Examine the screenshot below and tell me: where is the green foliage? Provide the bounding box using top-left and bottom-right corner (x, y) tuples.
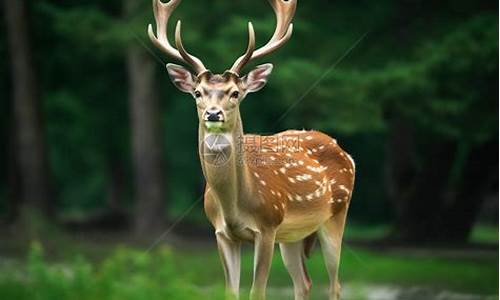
(281, 14), (498, 142)
(0, 242), (224, 300)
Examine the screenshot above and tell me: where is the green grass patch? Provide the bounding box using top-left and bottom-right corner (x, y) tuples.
(0, 240), (497, 300)
(173, 245), (498, 295)
(343, 223), (391, 240)
(470, 225), (499, 244)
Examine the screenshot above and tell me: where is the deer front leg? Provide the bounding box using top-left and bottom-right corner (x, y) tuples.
(216, 231), (241, 299)
(250, 230), (276, 300)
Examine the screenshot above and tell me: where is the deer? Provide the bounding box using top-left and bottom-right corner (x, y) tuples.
(148, 0), (355, 299)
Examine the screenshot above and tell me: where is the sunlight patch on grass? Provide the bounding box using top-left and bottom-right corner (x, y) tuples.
(470, 225), (498, 243)
(343, 223), (391, 240)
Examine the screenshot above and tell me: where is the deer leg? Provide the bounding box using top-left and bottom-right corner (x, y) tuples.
(279, 241), (312, 300)
(216, 231), (241, 299)
(250, 230), (276, 300)
(317, 206), (349, 300)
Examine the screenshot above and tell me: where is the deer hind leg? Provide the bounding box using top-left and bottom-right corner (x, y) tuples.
(318, 206), (349, 300)
(279, 241), (312, 300)
(216, 231), (241, 299)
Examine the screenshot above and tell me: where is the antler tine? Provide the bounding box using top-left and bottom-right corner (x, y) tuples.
(227, 23), (256, 77)
(229, 0), (297, 74)
(264, 0), (296, 47)
(147, 0), (208, 75)
(175, 21), (209, 76)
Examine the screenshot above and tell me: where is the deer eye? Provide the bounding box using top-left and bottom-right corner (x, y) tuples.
(194, 90), (202, 98)
(231, 91), (240, 98)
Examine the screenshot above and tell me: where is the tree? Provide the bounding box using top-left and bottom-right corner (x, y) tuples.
(124, 0), (166, 235)
(4, 0), (53, 225)
(275, 11), (497, 243)
(348, 15), (497, 243)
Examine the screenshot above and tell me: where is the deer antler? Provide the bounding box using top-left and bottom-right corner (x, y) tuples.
(227, 0), (297, 76)
(147, 0), (208, 76)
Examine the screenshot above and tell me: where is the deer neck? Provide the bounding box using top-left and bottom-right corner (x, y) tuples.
(198, 113), (252, 219)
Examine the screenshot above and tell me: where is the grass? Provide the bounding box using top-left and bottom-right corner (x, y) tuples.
(0, 224), (497, 300)
(470, 225), (499, 244)
(173, 244), (498, 295)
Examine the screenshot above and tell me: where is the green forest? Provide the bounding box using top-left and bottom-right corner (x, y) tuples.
(1, 0), (498, 299)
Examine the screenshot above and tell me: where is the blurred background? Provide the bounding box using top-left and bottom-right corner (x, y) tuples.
(1, 0), (498, 299)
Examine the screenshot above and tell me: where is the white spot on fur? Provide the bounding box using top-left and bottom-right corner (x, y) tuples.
(339, 185), (350, 193)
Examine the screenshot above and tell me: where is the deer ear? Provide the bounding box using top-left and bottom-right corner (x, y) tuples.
(242, 63), (273, 93)
(166, 63), (196, 93)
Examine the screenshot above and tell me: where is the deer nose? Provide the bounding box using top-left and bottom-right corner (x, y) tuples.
(205, 108), (224, 122)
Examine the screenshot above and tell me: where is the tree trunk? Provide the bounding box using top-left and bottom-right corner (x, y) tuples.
(437, 142), (498, 242)
(385, 114), (496, 244)
(399, 140), (456, 242)
(4, 0), (53, 222)
(124, 0), (166, 235)
(385, 115), (418, 239)
(106, 157), (126, 213)
(6, 118), (21, 224)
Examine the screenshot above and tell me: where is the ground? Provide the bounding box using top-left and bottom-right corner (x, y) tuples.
(0, 224), (497, 300)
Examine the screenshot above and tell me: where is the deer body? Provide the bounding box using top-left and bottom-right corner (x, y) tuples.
(203, 129), (354, 244)
(148, 1), (355, 299)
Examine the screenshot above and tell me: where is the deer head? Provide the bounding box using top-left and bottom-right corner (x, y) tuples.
(148, 0), (297, 133)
